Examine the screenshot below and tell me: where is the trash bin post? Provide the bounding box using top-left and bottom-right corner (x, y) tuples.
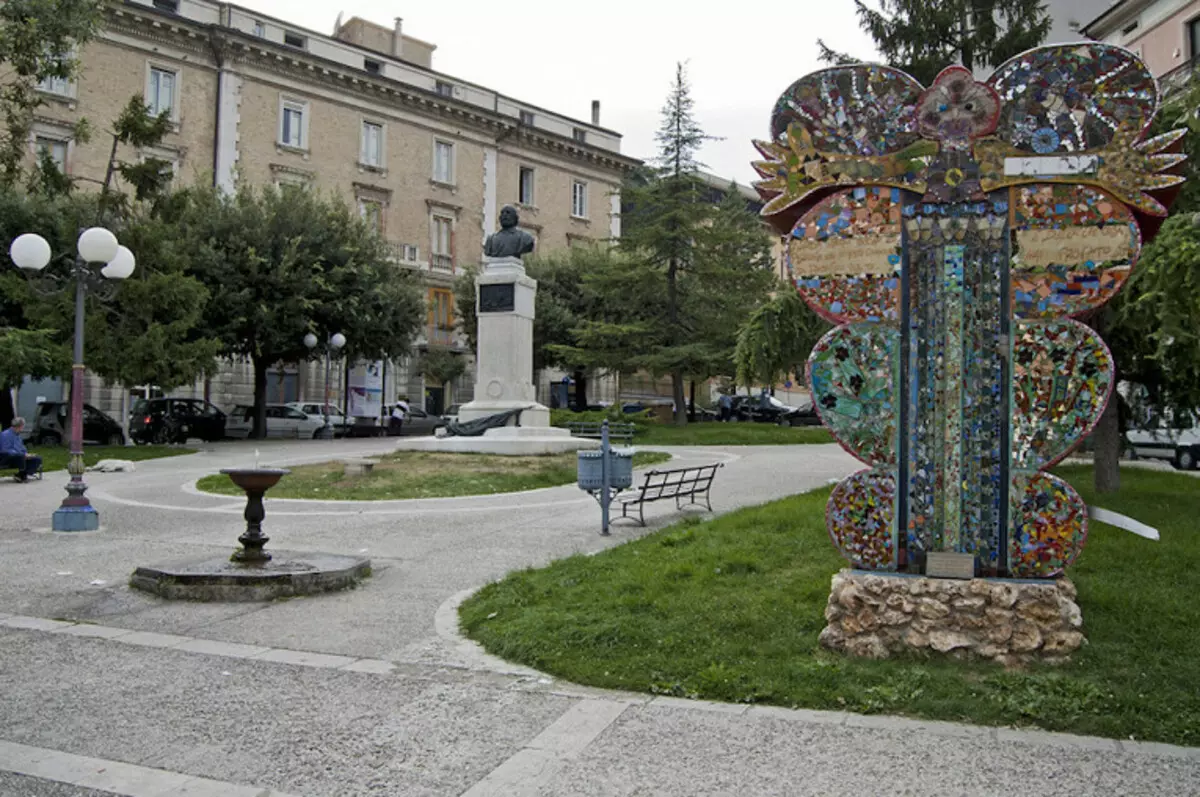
(601, 419), (610, 535)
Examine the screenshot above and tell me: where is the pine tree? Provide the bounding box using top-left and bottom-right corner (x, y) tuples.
(819, 0), (1051, 84)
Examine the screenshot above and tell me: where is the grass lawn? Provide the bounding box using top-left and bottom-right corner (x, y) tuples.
(635, 423), (833, 447)
(15, 445), (195, 474)
(195, 450), (674, 500)
(460, 465), (1200, 745)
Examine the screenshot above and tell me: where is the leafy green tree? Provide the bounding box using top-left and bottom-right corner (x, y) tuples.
(818, 0), (1051, 85)
(0, 0), (103, 188)
(735, 290), (830, 392)
(419, 346), (467, 397)
(179, 184), (425, 438)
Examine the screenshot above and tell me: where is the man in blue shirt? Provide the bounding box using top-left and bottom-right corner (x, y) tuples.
(0, 417), (42, 482)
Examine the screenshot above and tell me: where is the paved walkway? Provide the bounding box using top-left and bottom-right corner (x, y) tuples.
(0, 440), (1196, 796)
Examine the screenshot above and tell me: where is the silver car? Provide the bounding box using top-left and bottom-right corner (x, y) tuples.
(286, 402), (350, 437)
(225, 404), (326, 439)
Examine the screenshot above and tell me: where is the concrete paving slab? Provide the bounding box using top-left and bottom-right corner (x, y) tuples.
(0, 632), (575, 796)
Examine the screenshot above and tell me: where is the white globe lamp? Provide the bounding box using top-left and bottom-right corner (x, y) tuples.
(101, 246), (136, 280)
(9, 233), (52, 271)
(77, 227), (119, 265)
(330, 333), (347, 350)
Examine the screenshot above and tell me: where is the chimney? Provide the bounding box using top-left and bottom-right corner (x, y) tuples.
(392, 17), (403, 58)
(591, 100), (600, 126)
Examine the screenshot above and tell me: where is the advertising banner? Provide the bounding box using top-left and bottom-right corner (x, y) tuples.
(347, 361), (383, 418)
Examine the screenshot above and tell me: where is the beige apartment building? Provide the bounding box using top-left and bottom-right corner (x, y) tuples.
(24, 0), (638, 423)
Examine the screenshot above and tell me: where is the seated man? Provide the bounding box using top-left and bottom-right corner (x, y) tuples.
(0, 417), (42, 482)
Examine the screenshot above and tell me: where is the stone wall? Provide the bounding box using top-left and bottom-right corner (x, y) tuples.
(819, 569), (1085, 666)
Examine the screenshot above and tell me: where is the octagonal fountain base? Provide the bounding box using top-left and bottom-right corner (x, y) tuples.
(130, 552), (371, 602)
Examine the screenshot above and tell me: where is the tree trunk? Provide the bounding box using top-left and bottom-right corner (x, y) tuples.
(252, 356), (269, 440)
(573, 368), (588, 410)
(1093, 387), (1121, 494)
(688, 380), (696, 423)
(0, 387), (14, 429)
(672, 370), (687, 426)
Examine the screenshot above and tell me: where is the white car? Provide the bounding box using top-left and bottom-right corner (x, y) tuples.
(224, 404), (326, 439)
(1126, 420), (1200, 470)
(286, 402), (350, 436)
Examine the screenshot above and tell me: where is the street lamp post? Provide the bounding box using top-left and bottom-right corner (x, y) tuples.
(9, 228), (136, 531)
(304, 331), (346, 440)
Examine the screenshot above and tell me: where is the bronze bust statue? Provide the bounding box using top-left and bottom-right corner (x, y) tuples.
(483, 205), (535, 259)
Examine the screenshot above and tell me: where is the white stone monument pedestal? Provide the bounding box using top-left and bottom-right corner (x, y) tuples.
(393, 256), (597, 456)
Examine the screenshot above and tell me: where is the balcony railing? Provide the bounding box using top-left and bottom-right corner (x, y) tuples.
(1160, 57), (1198, 97)
(431, 253), (454, 273)
(427, 325), (456, 347)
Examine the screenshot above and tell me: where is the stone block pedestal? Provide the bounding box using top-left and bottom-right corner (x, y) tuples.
(819, 569), (1084, 666)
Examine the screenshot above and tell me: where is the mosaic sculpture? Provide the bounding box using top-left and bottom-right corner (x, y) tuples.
(753, 44), (1185, 578)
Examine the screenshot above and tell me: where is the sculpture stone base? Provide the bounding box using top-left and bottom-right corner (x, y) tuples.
(819, 569), (1084, 666)
(392, 425), (599, 456)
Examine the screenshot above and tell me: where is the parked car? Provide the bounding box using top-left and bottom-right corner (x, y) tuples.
(441, 404), (462, 426)
(1126, 418), (1200, 470)
(224, 404), (326, 439)
(285, 402), (350, 437)
(383, 404), (445, 437)
(130, 398), (226, 445)
(29, 401), (125, 446)
(730, 395), (820, 426)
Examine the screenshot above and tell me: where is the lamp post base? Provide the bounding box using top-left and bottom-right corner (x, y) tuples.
(53, 505), (100, 532)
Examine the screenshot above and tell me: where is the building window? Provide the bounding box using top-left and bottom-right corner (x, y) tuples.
(1190, 17), (1200, 59)
(361, 121), (383, 167)
(433, 140), (454, 184)
(519, 110), (535, 126)
(358, 199), (384, 233)
(253, 20), (265, 37)
(146, 66), (177, 118)
(435, 80), (454, 98)
(35, 136), (67, 172)
(431, 216), (453, 270)
(279, 99), (307, 149)
(571, 180), (588, 218)
(152, 0), (179, 11)
(39, 74), (71, 97)
(284, 31), (306, 49)
(572, 127), (587, 143)
(429, 288), (454, 329)
(398, 243), (419, 263)
(519, 166), (535, 206)
(364, 58), (381, 75)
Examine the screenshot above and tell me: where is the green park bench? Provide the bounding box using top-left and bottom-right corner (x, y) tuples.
(565, 421), (636, 445)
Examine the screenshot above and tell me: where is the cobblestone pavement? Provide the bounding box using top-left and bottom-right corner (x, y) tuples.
(1, 440), (1196, 796)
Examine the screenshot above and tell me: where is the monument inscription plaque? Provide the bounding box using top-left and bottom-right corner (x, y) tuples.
(479, 283), (516, 313)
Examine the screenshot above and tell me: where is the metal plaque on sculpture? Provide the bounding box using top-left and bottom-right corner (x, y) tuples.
(752, 44), (1184, 578)
(479, 283), (516, 313)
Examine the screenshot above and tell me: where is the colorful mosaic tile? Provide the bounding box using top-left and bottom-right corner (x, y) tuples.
(1011, 320), (1114, 470)
(1008, 471), (1088, 578)
(808, 323), (899, 466)
(1010, 183), (1141, 319)
(755, 43), (1183, 578)
(787, 187), (903, 323)
(827, 468), (896, 571)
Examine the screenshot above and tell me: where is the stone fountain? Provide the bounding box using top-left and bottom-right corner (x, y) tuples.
(130, 467), (370, 601)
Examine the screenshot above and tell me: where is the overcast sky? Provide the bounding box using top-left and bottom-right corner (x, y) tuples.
(234, 0), (880, 185)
